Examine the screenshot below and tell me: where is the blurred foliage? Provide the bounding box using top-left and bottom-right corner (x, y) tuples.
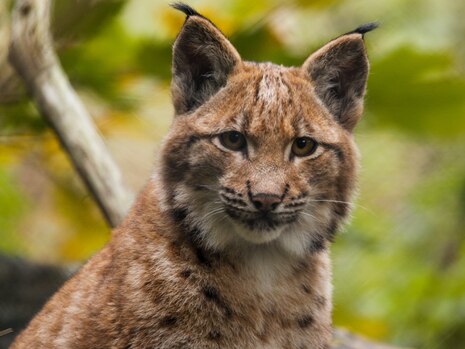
(367, 47), (465, 138)
(52, 0), (127, 42)
(0, 167), (27, 254)
(1, 0), (465, 348)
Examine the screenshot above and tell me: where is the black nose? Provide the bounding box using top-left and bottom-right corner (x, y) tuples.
(251, 193), (281, 212)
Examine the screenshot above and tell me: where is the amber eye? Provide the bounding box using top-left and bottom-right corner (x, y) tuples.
(291, 137), (318, 157)
(219, 131), (247, 151)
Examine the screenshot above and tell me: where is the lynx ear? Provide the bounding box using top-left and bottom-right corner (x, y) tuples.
(171, 3), (241, 114)
(302, 24), (377, 131)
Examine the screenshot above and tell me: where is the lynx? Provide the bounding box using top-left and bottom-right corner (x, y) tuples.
(11, 3), (376, 349)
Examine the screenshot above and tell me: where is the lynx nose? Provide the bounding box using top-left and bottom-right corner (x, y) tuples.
(251, 193), (281, 212)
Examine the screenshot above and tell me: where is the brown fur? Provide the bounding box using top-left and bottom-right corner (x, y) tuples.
(11, 4), (373, 349)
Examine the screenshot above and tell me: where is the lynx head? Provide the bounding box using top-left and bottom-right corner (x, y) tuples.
(159, 3), (375, 257)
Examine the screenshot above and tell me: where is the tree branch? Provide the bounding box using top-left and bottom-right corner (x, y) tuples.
(8, 0), (133, 227)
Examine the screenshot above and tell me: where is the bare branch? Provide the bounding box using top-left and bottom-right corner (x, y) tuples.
(8, 0), (133, 227)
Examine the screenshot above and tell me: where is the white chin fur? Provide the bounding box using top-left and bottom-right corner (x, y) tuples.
(229, 221), (285, 245)
(196, 209), (324, 258)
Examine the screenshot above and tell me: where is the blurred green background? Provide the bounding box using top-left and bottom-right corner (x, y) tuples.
(1, 0), (465, 348)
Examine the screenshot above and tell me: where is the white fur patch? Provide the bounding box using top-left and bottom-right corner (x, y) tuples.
(257, 68), (290, 107)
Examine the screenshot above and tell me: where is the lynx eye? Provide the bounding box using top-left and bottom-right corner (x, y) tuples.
(291, 137), (318, 157)
(219, 131), (247, 151)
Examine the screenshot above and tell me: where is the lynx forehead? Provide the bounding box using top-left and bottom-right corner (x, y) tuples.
(11, 3), (376, 348)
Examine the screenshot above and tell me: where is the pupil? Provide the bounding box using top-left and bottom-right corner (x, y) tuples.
(297, 138), (307, 148)
(229, 132), (239, 143)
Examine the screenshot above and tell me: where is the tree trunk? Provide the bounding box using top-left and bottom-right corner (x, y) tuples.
(8, 0), (132, 228)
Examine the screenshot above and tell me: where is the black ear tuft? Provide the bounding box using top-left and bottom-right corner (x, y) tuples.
(345, 22), (379, 37)
(170, 2), (201, 18)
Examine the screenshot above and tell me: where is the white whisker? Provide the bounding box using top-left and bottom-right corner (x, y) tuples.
(299, 211), (327, 226)
(203, 208), (225, 222)
(210, 213), (228, 227)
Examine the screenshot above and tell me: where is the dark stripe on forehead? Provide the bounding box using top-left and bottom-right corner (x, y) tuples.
(254, 73), (267, 117)
(253, 74), (262, 104)
(292, 113), (306, 133)
(280, 73), (295, 108)
(240, 110), (250, 134)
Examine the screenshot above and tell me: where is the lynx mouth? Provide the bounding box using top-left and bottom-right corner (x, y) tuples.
(225, 206), (298, 231)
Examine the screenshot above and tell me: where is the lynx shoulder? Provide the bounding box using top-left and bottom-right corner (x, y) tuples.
(11, 3), (375, 349)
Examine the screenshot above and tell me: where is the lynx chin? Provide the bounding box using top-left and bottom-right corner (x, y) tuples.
(11, 3), (377, 349)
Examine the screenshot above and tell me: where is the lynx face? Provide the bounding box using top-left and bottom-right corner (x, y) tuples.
(160, 5), (373, 257)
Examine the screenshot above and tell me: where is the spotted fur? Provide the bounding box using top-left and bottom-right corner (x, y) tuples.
(11, 4), (374, 349)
